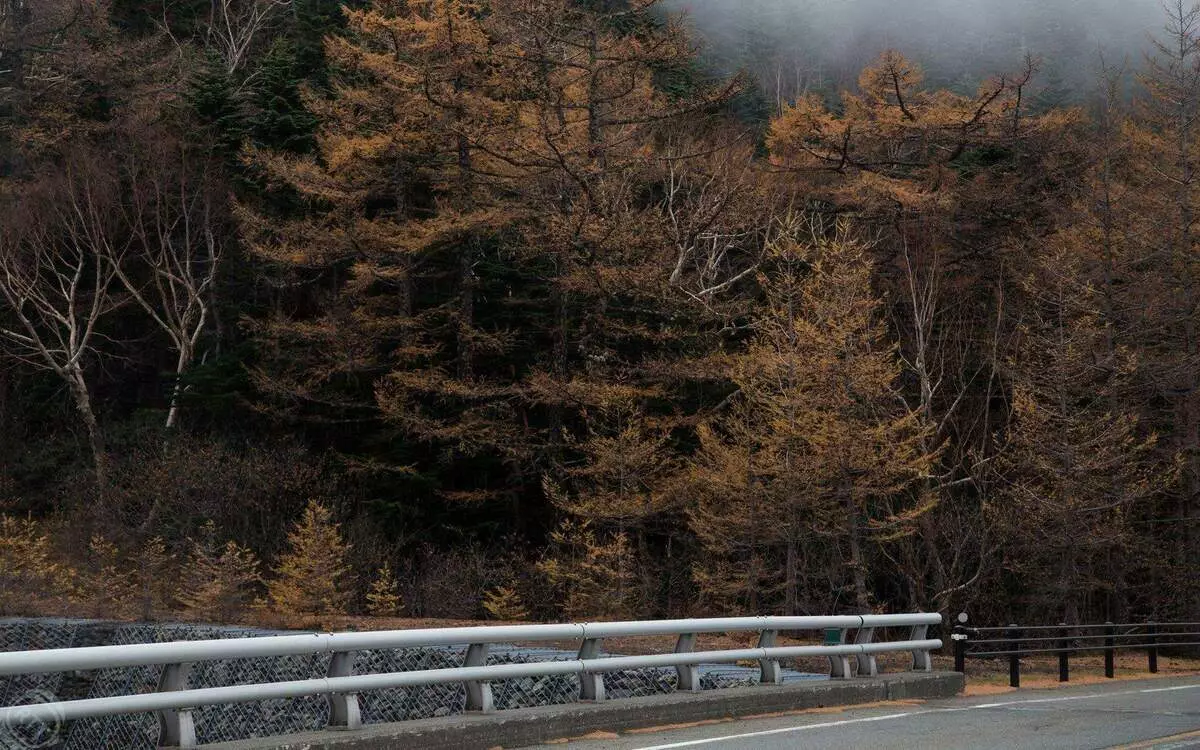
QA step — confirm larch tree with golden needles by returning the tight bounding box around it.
[0,515,75,616]
[489,1,746,609]
[542,397,681,612]
[178,523,264,623]
[690,219,935,614]
[993,238,1166,624]
[482,583,528,621]
[242,0,532,511]
[267,500,354,621]
[80,535,138,619]
[136,536,175,621]
[1125,1,1200,600]
[537,518,636,620]
[365,561,404,617]
[766,48,1079,615]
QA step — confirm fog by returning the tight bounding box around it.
[663,0,1170,104]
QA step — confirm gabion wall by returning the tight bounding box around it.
[0,619,819,748]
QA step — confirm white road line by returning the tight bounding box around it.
[633,713,917,750]
[633,682,1200,750]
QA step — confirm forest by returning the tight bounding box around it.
[0,0,1198,629]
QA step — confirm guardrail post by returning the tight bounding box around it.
[326,651,361,729]
[1008,624,1021,688]
[757,630,783,685]
[156,662,196,749]
[1104,622,1115,679]
[909,623,931,672]
[855,626,878,676]
[826,628,852,679]
[1148,623,1159,674]
[578,638,606,701]
[463,643,494,712]
[1057,624,1069,683]
[675,633,700,692]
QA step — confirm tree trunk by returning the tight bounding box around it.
[846,481,869,611]
[457,237,476,380]
[164,345,191,429]
[785,535,798,615]
[67,366,106,497]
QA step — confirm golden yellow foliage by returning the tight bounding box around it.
[266,501,354,622]
[134,536,175,621]
[481,585,529,621]
[0,515,75,616]
[80,535,138,619]
[538,519,636,621]
[365,561,404,617]
[689,217,936,613]
[178,524,263,624]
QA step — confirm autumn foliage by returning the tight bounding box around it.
[1,0,1198,627]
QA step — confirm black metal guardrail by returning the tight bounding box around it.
[951,613,1200,688]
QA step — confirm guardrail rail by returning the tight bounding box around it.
[951,612,1200,687]
[0,613,941,749]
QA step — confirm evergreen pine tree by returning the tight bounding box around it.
[188,49,247,158]
[291,0,348,81]
[250,41,317,154]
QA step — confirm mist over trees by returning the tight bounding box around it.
[1,0,1199,629]
[667,0,1163,109]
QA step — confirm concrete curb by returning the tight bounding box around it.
[208,672,964,750]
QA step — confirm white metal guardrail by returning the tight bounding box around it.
[0,613,941,748]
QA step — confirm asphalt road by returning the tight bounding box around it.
[532,676,1200,750]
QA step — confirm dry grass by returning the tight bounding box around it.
[948,652,1200,695]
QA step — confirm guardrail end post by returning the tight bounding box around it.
[1148,623,1159,674]
[953,613,968,674]
[1104,622,1115,679]
[327,650,362,729]
[757,629,782,685]
[578,638,606,701]
[1057,624,1069,683]
[855,627,878,676]
[1008,624,1021,689]
[464,643,494,712]
[909,624,931,672]
[156,662,196,749]
[675,633,701,692]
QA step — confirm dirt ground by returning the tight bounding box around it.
[951,651,1200,695]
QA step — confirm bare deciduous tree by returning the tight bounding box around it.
[206,0,292,75]
[0,154,123,491]
[117,141,224,429]
[663,137,762,302]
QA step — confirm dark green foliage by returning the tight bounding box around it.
[291,0,352,81]
[109,0,209,37]
[188,50,247,157]
[249,42,318,154]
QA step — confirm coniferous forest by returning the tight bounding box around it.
[1,0,1199,628]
